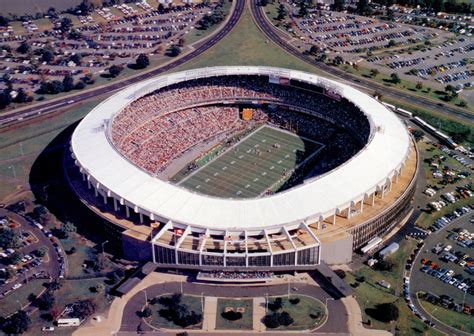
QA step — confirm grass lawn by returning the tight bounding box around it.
[147,294,203,329]
[0,279,46,317]
[344,238,442,335]
[178,126,322,198]
[171,6,327,76]
[266,295,326,330]
[216,298,253,330]
[0,98,104,201]
[418,296,474,333]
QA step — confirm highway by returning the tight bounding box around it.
[0,0,245,128]
[249,0,474,125]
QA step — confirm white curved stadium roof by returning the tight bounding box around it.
[71,66,411,230]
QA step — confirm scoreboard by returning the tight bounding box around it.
[242,108,254,121]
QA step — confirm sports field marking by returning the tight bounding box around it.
[178,125,324,198]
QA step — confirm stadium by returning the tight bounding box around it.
[69,66,418,271]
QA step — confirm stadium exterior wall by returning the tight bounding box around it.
[69,66,415,269]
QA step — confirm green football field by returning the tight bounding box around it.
[178,126,324,198]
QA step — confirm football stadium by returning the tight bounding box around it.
[69,66,418,271]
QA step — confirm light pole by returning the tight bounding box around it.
[201,292,204,313]
[288,279,291,298]
[16,300,22,310]
[8,166,16,179]
[325,297,334,309]
[180,280,183,294]
[19,142,23,156]
[265,293,268,313]
[101,240,109,257]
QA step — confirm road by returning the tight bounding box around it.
[0,0,245,128]
[249,1,474,125]
[119,281,348,335]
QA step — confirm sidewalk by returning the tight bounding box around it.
[73,272,187,336]
[253,297,266,332]
[203,297,217,331]
[342,296,391,336]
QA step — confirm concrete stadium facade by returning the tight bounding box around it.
[69,66,417,270]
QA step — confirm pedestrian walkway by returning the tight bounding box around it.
[342,296,391,336]
[253,297,266,332]
[203,296,217,331]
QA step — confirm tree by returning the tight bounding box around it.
[387,39,396,48]
[16,41,31,54]
[8,251,23,264]
[269,297,283,311]
[63,221,77,234]
[412,129,425,142]
[62,74,74,92]
[415,81,423,90]
[167,45,181,57]
[60,17,73,32]
[142,306,152,318]
[367,302,399,322]
[289,297,300,305]
[108,65,123,78]
[34,246,48,258]
[278,311,294,326]
[221,310,242,321]
[0,227,21,248]
[299,1,308,17]
[332,0,345,11]
[2,310,30,334]
[35,291,55,311]
[135,54,150,69]
[390,73,401,84]
[0,16,9,27]
[357,0,371,16]
[40,49,54,63]
[309,45,321,55]
[0,89,12,108]
[333,56,344,65]
[69,54,82,65]
[277,4,287,21]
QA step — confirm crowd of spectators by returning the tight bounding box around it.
[111,75,370,174]
[198,271,274,280]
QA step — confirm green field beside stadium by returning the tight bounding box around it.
[178,126,323,198]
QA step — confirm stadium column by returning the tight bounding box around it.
[102,193,107,205]
[371,192,376,206]
[139,213,144,224]
[125,205,130,218]
[360,199,364,213]
[113,198,118,211]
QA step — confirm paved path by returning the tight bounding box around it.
[119,281,349,334]
[203,297,217,331]
[253,297,266,332]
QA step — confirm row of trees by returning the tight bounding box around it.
[152,294,202,328]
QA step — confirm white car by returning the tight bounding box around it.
[41,326,55,332]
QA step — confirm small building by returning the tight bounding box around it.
[379,242,399,259]
[57,318,80,327]
[367,258,378,267]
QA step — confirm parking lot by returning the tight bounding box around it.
[0,0,226,98]
[0,207,62,313]
[411,215,474,307]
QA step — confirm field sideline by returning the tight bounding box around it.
[178,125,323,198]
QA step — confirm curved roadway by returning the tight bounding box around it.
[0,0,245,127]
[119,281,348,335]
[250,0,474,124]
